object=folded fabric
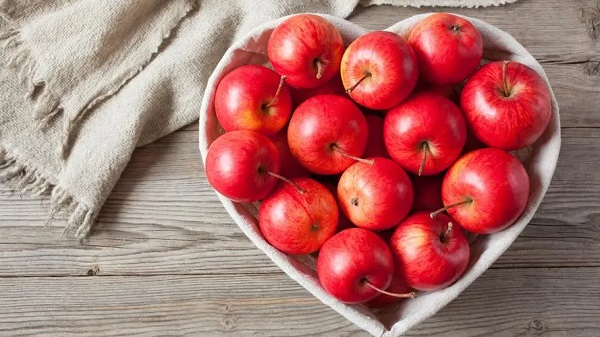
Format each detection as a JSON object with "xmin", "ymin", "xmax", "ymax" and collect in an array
[{"xmin": 0, "ymin": 0, "xmax": 517, "ymax": 239}]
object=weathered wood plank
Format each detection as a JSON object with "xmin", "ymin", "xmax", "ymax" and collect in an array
[
  {"xmin": 0, "ymin": 128, "xmax": 598, "ymax": 276},
  {"xmin": 0, "ymin": 268, "xmax": 598, "ymax": 337},
  {"xmin": 350, "ymin": 0, "xmax": 600, "ymax": 128}
]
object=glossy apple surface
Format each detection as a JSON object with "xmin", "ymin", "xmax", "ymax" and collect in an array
[
  {"xmin": 390, "ymin": 212, "xmax": 470, "ymax": 291},
  {"xmin": 270, "ymin": 128, "xmax": 309, "ymax": 179},
  {"xmin": 215, "ymin": 64, "xmax": 292, "ymax": 136},
  {"xmin": 288, "ymin": 95, "xmax": 368, "ymax": 175},
  {"xmin": 205, "ymin": 130, "xmax": 279, "ymax": 202},
  {"xmin": 338, "ymin": 158, "xmax": 413, "ymax": 231},
  {"xmin": 317, "ymin": 228, "xmax": 394, "ymax": 304},
  {"xmin": 408, "ymin": 13, "xmax": 483, "ymax": 85},
  {"xmin": 440, "ymin": 148, "xmax": 530, "ymax": 234},
  {"xmin": 268, "ymin": 14, "xmax": 344, "ymax": 88},
  {"xmin": 460, "ymin": 61, "xmax": 552, "ymax": 150},
  {"xmin": 259, "ymin": 178, "xmax": 338, "ymax": 254},
  {"xmin": 341, "ymin": 31, "xmax": 418, "ymax": 110},
  {"xmin": 384, "ymin": 92, "xmax": 466, "ymax": 176}
]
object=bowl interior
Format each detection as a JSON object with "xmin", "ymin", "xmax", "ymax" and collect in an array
[{"xmin": 198, "ymin": 13, "xmax": 561, "ymax": 337}]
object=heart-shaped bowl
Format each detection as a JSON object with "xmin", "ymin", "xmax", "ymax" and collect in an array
[{"xmin": 199, "ymin": 13, "xmax": 560, "ymax": 337}]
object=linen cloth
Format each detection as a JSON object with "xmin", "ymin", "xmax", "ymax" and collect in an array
[
  {"xmin": 0, "ymin": 0, "xmax": 516, "ymax": 237},
  {"xmin": 198, "ymin": 12, "xmax": 560, "ymax": 337}
]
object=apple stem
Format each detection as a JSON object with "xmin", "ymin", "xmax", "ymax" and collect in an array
[
  {"xmin": 345, "ymin": 73, "xmax": 371, "ymax": 94},
  {"xmin": 315, "ymin": 59, "xmax": 325, "ymax": 79},
  {"xmin": 430, "ymin": 197, "xmax": 473, "ymax": 218},
  {"xmin": 364, "ymin": 281, "xmax": 417, "ymax": 299},
  {"xmin": 332, "ymin": 144, "xmax": 374, "ymax": 165},
  {"xmin": 444, "ymin": 222, "xmax": 454, "ymax": 237},
  {"xmin": 265, "ymin": 75, "xmax": 287, "ymax": 108},
  {"xmin": 418, "ymin": 142, "xmax": 429, "ymax": 176},
  {"xmin": 502, "ymin": 61, "xmax": 510, "ymax": 97},
  {"xmin": 266, "ymin": 171, "xmax": 305, "ymax": 194}
]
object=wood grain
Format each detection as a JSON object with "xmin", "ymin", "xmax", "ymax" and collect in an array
[
  {"xmin": 1, "ymin": 0, "xmax": 599, "ymax": 336},
  {"xmin": 0, "ymin": 268, "xmax": 598, "ymax": 337},
  {"xmin": 0, "ymin": 128, "xmax": 598, "ymax": 277}
]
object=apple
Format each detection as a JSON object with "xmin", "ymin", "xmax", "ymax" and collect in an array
[
  {"xmin": 270, "ymin": 128, "xmax": 309, "ymax": 179},
  {"xmin": 290, "ymin": 73, "xmax": 345, "ymax": 107},
  {"xmin": 363, "ymin": 115, "xmax": 389, "ymax": 158},
  {"xmin": 411, "ymin": 173, "xmax": 444, "ymax": 212},
  {"xmin": 215, "ymin": 64, "xmax": 292, "ymax": 136},
  {"xmin": 288, "ymin": 94, "xmax": 370, "ymax": 175},
  {"xmin": 366, "ymin": 259, "xmax": 414, "ymax": 308},
  {"xmin": 341, "ymin": 31, "xmax": 418, "ymax": 110},
  {"xmin": 259, "ymin": 178, "xmax": 338, "ymax": 254},
  {"xmin": 317, "ymin": 228, "xmax": 415, "ymax": 304},
  {"xmin": 322, "ymin": 182, "xmax": 355, "ymax": 232},
  {"xmin": 390, "ymin": 212, "xmax": 470, "ymax": 291},
  {"xmin": 337, "ymin": 158, "xmax": 413, "ymax": 231},
  {"xmin": 432, "ymin": 148, "xmax": 529, "ymax": 234},
  {"xmin": 205, "ymin": 130, "xmax": 279, "ymax": 202},
  {"xmin": 384, "ymin": 92, "xmax": 467, "ymax": 176},
  {"xmin": 408, "ymin": 13, "xmax": 483, "ymax": 85},
  {"xmin": 460, "ymin": 60, "xmax": 552, "ymax": 150},
  {"xmin": 414, "ymin": 81, "xmax": 459, "ymax": 102},
  {"xmin": 462, "ymin": 128, "xmax": 485, "ymax": 154},
  {"xmin": 268, "ymin": 14, "xmax": 344, "ymax": 88}
]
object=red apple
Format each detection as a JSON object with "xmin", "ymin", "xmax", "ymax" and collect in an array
[
  {"xmin": 384, "ymin": 92, "xmax": 467, "ymax": 176},
  {"xmin": 366, "ymin": 259, "xmax": 414, "ymax": 308},
  {"xmin": 215, "ymin": 64, "xmax": 292, "ymax": 136},
  {"xmin": 288, "ymin": 94, "xmax": 369, "ymax": 175},
  {"xmin": 390, "ymin": 212, "xmax": 470, "ymax": 291},
  {"xmin": 341, "ymin": 31, "xmax": 418, "ymax": 110},
  {"xmin": 322, "ymin": 182, "xmax": 355, "ymax": 232},
  {"xmin": 270, "ymin": 128, "xmax": 309, "ymax": 179},
  {"xmin": 338, "ymin": 158, "xmax": 413, "ymax": 231},
  {"xmin": 408, "ymin": 13, "xmax": 483, "ymax": 85},
  {"xmin": 290, "ymin": 73, "xmax": 345, "ymax": 107},
  {"xmin": 414, "ymin": 82, "xmax": 459, "ymax": 102},
  {"xmin": 205, "ymin": 130, "xmax": 279, "ymax": 202},
  {"xmin": 434, "ymin": 148, "xmax": 530, "ymax": 234},
  {"xmin": 259, "ymin": 178, "xmax": 338, "ymax": 254},
  {"xmin": 411, "ymin": 173, "xmax": 444, "ymax": 212},
  {"xmin": 460, "ymin": 61, "xmax": 552, "ymax": 150},
  {"xmin": 317, "ymin": 228, "xmax": 414, "ymax": 304},
  {"xmin": 363, "ymin": 115, "xmax": 389, "ymax": 158},
  {"xmin": 268, "ymin": 14, "xmax": 344, "ymax": 89}
]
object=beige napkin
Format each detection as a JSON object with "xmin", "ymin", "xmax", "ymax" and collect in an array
[{"xmin": 0, "ymin": 0, "xmax": 517, "ymax": 239}]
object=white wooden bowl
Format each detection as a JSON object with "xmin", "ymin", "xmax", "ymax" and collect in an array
[{"xmin": 199, "ymin": 13, "xmax": 560, "ymax": 337}]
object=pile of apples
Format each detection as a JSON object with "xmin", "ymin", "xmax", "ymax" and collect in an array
[{"xmin": 205, "ymin": 13, "xmax": 552, "ymax": 307}]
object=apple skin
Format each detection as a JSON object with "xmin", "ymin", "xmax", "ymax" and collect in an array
[
  {"xmin": 270, "ymin": 128, "xmax": 309, "ymax": 179},
  {"xmin": 288, "ymin": 94, "xmax": 368, "ymax": 175},
  {"xmin": 390, "ymin": 212, "xmax": 470, "ymax": 291},
  {"xmin": 341, "ymin": 31, "xmax": 418, "ymax": 110},
  {"xmin": 366, "ymin": 259, "xmax": 413, "ymax": 308},
  {"xmin": 384, "ymin": 92, "xmax": 467, "ymax": 176},
  {"xmin": 411, "ymin": 173, "xmax": 444, "ymax": 212},
  {"xmin": 215, "ymin": 64, "xmax": 292, "ymax": 136},
  {"xmin": 363, "ymin": 115, "xmax": 389, "ymax": 158},
  {"xmin": 460, "ymin": 61, "xmax": 552, "ymax": 150},
  {"xmin": 259, "ymin": 178, "xmax": 338, "ymax": 254},
  {"xmin": 317, "ymin": 228, "xmax": 394, "ymax": 304},
  {"xmin": 322, "ymin": 182, "xmax": 355, "ymax": 232},
  {"xmin": 408, "ymin": 13, "xmax": 483, "ymax": 85},
  {"xmin": 268, "ymin": 14, "xmax": 344, "ymax": 89},
  {"xmin": 338, "ymin": 158, "xmax": 413, "ymax": 231},
  {"xmin": 441, "ymin": 148, "xmax": 530, "ymax": 234},
  {"xmin": 414, "ymin": 81, "xmax": 459, "ymax": 102},
  {"xmin": 290, "ymin": 73, "xmax": 345, "ymax": 107},
  {"xmin": 205, "ymin": 130, "xmax": 279, "ymax": 202}
]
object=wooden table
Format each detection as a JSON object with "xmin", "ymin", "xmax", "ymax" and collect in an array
[{"xmin": 1, "ymin": 0, "xmax": 599, "ymax": 336}]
